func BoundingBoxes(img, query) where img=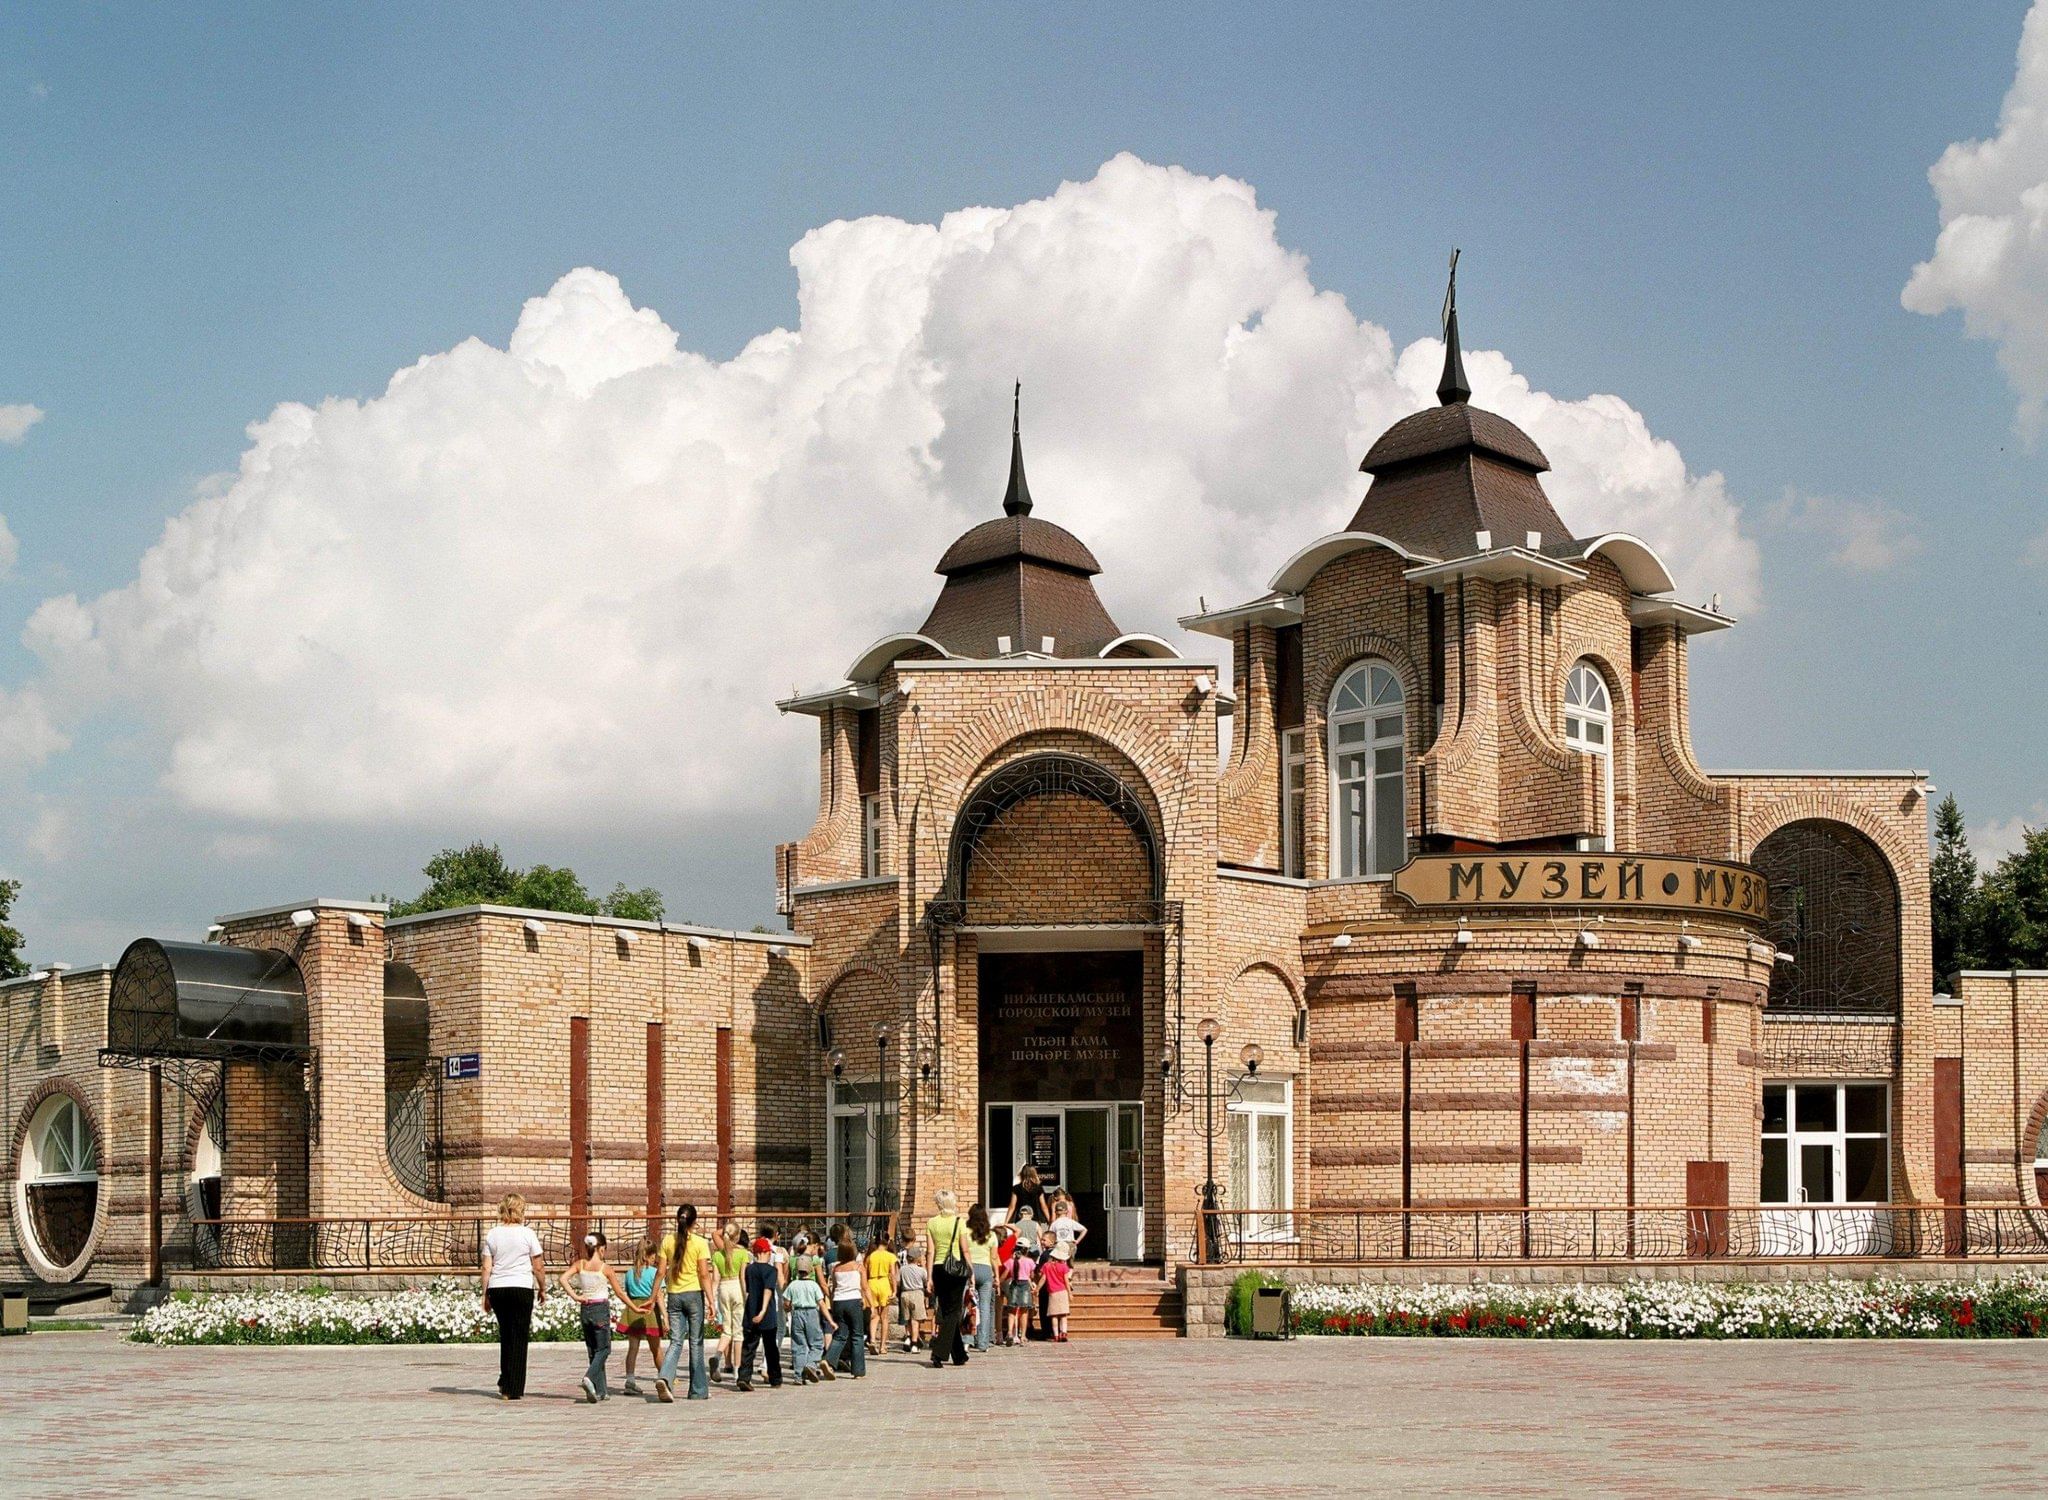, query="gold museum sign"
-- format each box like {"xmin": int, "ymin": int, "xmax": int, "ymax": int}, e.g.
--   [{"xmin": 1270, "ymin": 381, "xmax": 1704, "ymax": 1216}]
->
[{"xmin": 1390, "ymin": 852, "xmax": 1769, "ymax": 922}]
